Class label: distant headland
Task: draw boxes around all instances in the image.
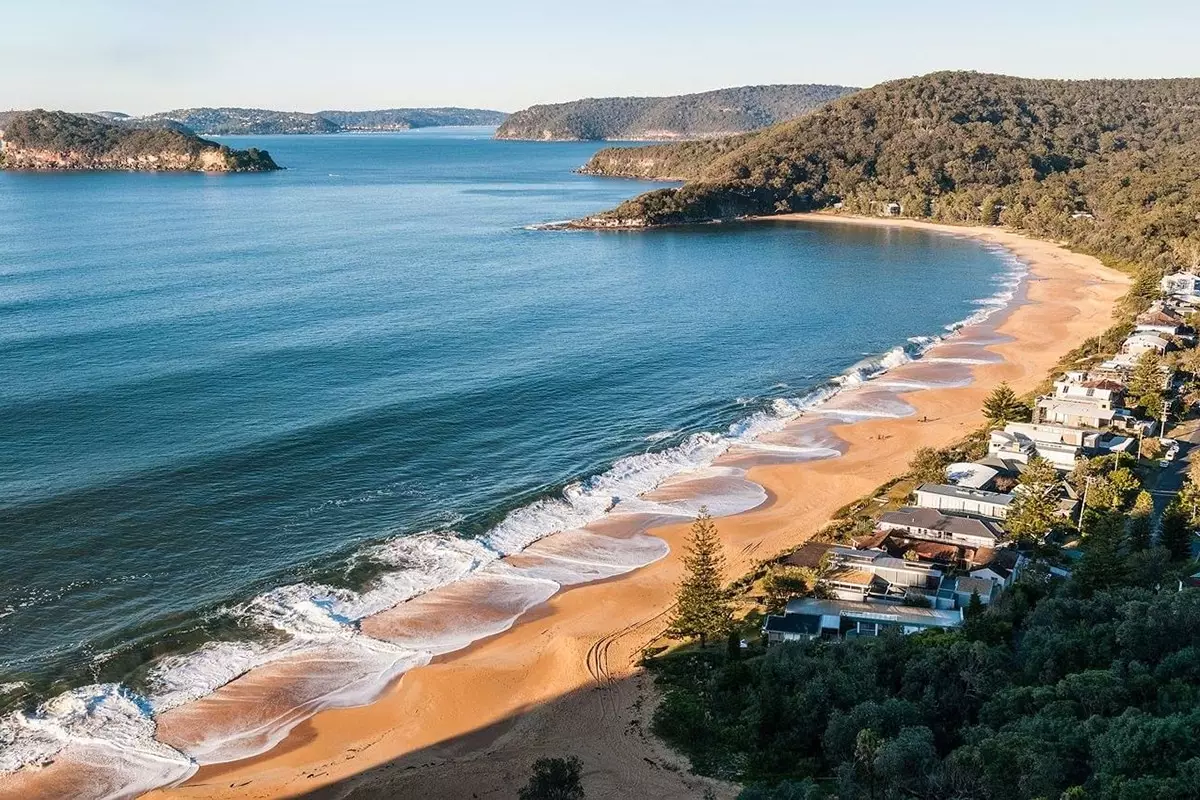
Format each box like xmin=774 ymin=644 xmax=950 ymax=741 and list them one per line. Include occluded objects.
xmin=0 ymin=110 xmax=280 ymax=172
xmin=494 ymin=84 xmax=857 ymax=141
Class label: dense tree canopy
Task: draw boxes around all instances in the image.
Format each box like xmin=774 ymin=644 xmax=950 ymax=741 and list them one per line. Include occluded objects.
xmin=585 ymin=72 xmax=1200 ymax=273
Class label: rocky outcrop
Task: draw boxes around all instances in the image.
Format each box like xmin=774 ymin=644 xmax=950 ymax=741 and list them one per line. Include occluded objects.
xmin=0 ymin=110 xmax=280 ymax=172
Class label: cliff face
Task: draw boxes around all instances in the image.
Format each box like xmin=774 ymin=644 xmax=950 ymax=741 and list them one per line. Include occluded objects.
xmin=0 ymin=110 xmax=280 ymax=172
xmin=496 ymin=84 xmax=856 ymax=141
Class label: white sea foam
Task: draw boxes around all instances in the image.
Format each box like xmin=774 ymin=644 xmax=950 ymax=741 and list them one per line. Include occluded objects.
xmin=0 ymin=246 xmax=1030 ymax=794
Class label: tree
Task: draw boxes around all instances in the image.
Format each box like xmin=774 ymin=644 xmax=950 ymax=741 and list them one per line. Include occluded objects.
xmin=965 ymin=590 xmax=985 ymax=619
xmin=762 ymin=566 xmax=817 ymax=612
xmin=1127 ymin=490 xmax=1154 ymax=550
xmin=1160 ymin=501 xmax=1194 ymax=561
xmin=1128 ymin=351 xmax=1164 ymax=410
xmin=1075 ymin=511 xmax=1127 ymax=593
xmin=1006 ymin=457 xmax=1062 ymax=541
xmin=519 ymin=757 xmax=585 ymax=800
xmin=982 ymin=382 xmax=1027 ymax=427
xmin=667 ymin=508 xmax=733 ymax=646
xmin=908 ymin=446 xmax=949 ymax=484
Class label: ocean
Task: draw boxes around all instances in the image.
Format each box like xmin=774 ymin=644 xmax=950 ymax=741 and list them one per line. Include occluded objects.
xmin=0 ymin=127 xmax=1022 ymax=793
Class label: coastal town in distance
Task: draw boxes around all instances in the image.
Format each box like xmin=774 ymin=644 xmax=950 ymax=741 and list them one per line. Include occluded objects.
xmin=4 ymin=4 xmax=1200 ymax=799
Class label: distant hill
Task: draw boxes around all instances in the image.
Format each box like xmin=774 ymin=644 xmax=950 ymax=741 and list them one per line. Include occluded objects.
xmin=494 ymin=84 xmax=857 ymax=141
xmin=137 ymin=107 xmax=508 ymax=135
xmin=577 ymin=71 xmax=1200 ymax=270
xmin=316 ymin=108 xmax=508 ymax=131
xmin=0 ymin=109 xmax=280 ymax=172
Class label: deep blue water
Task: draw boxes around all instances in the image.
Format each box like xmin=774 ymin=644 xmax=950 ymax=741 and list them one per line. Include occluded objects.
xmin=0 ymin=128 xmax=1008 ymax=702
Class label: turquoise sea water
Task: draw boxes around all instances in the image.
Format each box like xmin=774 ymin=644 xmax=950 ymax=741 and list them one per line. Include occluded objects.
xmin=0 ymin=128 xmax=1017 ymax=786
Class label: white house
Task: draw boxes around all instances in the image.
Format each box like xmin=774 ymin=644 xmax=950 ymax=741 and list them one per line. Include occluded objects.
xmin=1134 ymin=304 xmax=1186 ymax=337
xmin=1161 ymin=272 xmax=1200 ymax=304
xmin=1122 ymin=333 xmax=1170 ymax=356
xmin=970 ymin=548 xmax=1027 ymax=587
xmin=913 ymin=483 xmax=1014 ymax=520
xmin=944 ymin=462 xmax=999 ymax=490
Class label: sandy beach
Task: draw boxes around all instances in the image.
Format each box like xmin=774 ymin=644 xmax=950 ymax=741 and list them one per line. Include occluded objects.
xmin=120 ymin=215 xmax=1130 ymax=800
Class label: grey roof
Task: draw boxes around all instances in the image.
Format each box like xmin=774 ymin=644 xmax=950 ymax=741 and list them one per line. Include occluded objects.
xmin=915 ymin=483 xmax=1016 ymax=506
xmin=763 ymin=613 xmax=822 ymax=636
xmin=784 ymin=597 xmax=963 ymax=629
xmin=879 ymin=507 xmax=1003 ymax=541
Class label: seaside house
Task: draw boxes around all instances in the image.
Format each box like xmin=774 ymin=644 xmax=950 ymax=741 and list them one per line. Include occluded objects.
xmin=1134 ymin=304 xmax=1187 ymax=337
xmin=1160 ymin=272 xmax=1200 ymax=305
xmin=987 ymin=422 xmax=1136 ymax=471
xmin=1122 ymin=333 xmax=1171 ymax=357
xmin=877 ymin=507 xmax=1003 ymax=549
xmin=970 ymin=547 xmax=1028 ymax=587
xmin=912 ymin=482 xmax=1014 ymax=520
xmin=771 ymin=597 xmax=964 ymax=639
xmin=819 ymin=546 xmax=944 ymax=602
xmin=762 ymin=612 xmax=823 ymax=644
xmin=944 ymin=461 xmax=1000 ymax=490
xmin=934 ymin=575 xmax=997 ymax=609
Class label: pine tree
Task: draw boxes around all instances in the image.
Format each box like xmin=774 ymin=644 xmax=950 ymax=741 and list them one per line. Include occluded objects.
xmin=667 ymin=508 xmax=733 ymax=647
xmin=1075 ymin=511 xmax=1127 ymax=593
xmin=1160 ymin=500 xmax=1194 ymax=561
xmin=1127 ymin=490 xmax=1154 ymax=550
xmin=1006 ymin=456 xmax=1061 ymax=541
xmin=982 ymin=382 xmax=1026 ymax=427
xmin=1128 ymin=351 xmax=1164 ymax=410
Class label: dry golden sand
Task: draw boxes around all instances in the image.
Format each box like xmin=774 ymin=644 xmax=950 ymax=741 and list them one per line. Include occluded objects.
xmin=147 ymin=216 xmax=1129 ymax=800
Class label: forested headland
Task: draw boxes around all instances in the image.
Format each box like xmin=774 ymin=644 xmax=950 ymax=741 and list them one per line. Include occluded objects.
xmin=496 ymin=84 xmax=857 ymax=141
xmin=0 ymin=110 xmax=280 ymax=171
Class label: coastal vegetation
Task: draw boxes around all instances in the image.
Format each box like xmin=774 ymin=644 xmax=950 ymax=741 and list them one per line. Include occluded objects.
xmin=520 ymin=756 xmax=586 ymax=800
xmin=0 ymin=110 xmax=280 ymax=171
xmin=581 ymin=72 xmax=1200 ymax=276
xmin=496 ymin=84 xmax=856 ymax=141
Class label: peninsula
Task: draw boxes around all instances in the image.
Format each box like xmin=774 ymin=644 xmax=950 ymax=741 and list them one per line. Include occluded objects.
xmin=0 ymin=110 xmax=280 ymax=172
xmin=576 ymin=72 xmax=1200 ymax=269
xmin=495 ymin=84 xmax=856 ymax=141
xmin=137 ymin=107 xmax=508 ymax=135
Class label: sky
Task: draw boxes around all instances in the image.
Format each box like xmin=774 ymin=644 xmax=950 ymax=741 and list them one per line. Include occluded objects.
xmin=4 ymin=1 xmax=1199 ymax=114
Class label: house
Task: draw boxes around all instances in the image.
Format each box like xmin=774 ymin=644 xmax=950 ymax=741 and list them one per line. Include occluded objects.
xmin=987 ymin=422 xmax=1135 ymax=471
xmin=881 ymin=201 xmax=902 ymax=217
xmin=782 ymin=541 xmax=836 ymax=569
xmin=781 ymin=597 xmax=964 ymax=638
xmin=1122 ymin=333 xmax=1170 ymax=356
xmin=819 ymin=546 xmax=944 ymax=602
xmin=877 ymin=507 xmax=1004 ymax=549
xmin=913 ymin=483 xmax=1015 ymax=520
xmin=935 ymin=575 xmax=997 ymax=609
xmin=970 ymin=547 xmax=1027 ymax=587
xmin=762 ymin=613 xmax=822 ymax=644
xmin=1160 ymin=272 xmax=1200 ymax=304
xmin=1134 ymin=305 xmax=1186 ymax=337
xmin=1034 ymin=397 xmax=1118 ymax=429
xmin=944 ymin=461 xmax=999 ymax=490
xmin=1051 ymin=372 xmax=1125 ymax=405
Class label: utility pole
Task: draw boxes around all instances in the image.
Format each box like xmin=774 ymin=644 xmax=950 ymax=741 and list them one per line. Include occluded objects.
xmin=1078 ymin=476 xmax=1092 ymax=532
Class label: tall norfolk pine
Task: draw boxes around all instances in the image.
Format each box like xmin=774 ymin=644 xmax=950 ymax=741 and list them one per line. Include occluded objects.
xmin=667 ymin=508 xmax=734 ymax=648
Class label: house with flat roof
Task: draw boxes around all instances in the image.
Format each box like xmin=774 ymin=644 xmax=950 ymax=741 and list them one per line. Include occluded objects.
xmin=1161 ymin=271 xmax=1200 ymax=304
xmin=913 ymin=482 xmax=1014 ymax=520
xmin=935 ymin=575 xmax=997 ymax=609
xmin=988 ymin=422 xmax=1135 ymax=471
xmin=944 ymin=462 xmax=999 ymax=490
xmin=878 ymin=507 xmax=1003 ymax=549
xmin=762 ymin=613 xmax=822 ymax=644
xmin=819 ymin=546 xmax=943 ymax=602
xmin=1034 ymin=397 xmax=1118 ymax=429
xmin=782 ymin=597 xmax=964 ymax=638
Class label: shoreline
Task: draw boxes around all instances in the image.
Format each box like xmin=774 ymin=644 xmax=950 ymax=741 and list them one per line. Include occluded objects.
xmin=134 ymin=216 xmax=1129 ymax=800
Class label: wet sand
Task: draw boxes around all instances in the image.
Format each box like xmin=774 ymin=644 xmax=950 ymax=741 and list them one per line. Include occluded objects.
xmin=130 ymin=217 xmax=1128 ymax=799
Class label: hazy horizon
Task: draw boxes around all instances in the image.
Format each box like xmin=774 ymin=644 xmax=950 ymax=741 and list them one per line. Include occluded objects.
xmin=4 ymin=0 xmax=1200 ymax=115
